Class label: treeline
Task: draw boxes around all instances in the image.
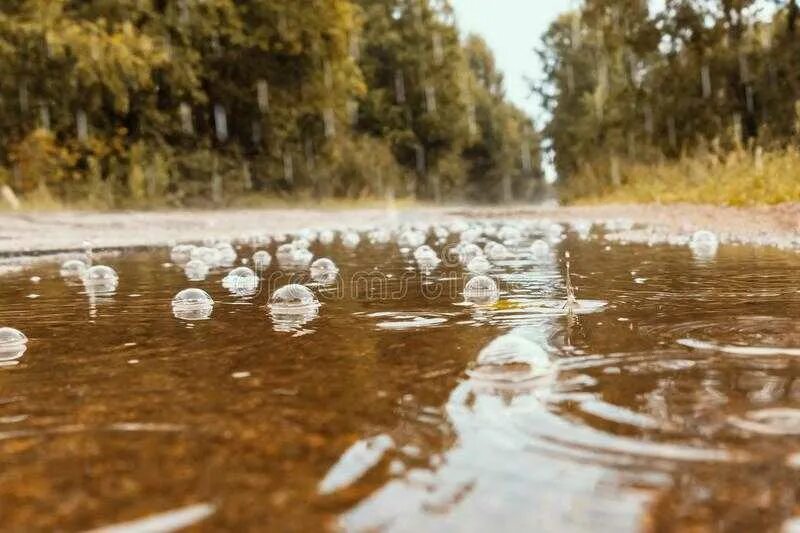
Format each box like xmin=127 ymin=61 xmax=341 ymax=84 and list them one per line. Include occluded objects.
xmin=0 ymin=0 xmax=540 ymax=207
xmin=539 ymin=0 xmax=800 ymax=200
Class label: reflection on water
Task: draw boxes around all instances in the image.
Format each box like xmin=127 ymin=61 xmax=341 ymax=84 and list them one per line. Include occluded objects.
xmin=2 ymin=220 xmax=800 ymax=530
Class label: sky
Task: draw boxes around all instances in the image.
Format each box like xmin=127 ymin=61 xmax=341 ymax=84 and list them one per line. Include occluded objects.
xmin=449 ymin=0 xmax=573 ymax=125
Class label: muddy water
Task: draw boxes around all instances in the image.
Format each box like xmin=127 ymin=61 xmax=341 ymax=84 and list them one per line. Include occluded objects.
xmin=1 ymin=224 xmax=800 ymax=532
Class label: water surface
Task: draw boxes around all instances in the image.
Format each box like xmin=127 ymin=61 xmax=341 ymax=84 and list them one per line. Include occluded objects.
xmin=1 ymin=222 xmax=800 ymax=531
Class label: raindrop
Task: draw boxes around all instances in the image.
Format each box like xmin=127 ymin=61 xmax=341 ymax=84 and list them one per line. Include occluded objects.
xmin=463 ymin=275 xmax=499 ymax=305
xmin=172 ymin=288 xmax=214 ymax=321
xmin=76 ymin=109 xmax=89 ymax=141
xmin=214 ymin=104 xmax=228 ymax=142
xmin=252 ymin=250 xmax=272 ymax=270
xmin=256 ymin=79 xmax=270 ymax=112
xmin=0 ymin=327 xmax=27 ymax=362
xmin=60 ymin=259 xmax=87 ymax=278
xmin=179 ymin=103 xmax=194 ymax=134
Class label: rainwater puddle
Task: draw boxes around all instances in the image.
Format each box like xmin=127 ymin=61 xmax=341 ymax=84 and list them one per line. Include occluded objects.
xmin=1 ymin=218 xmax=800 ymax=531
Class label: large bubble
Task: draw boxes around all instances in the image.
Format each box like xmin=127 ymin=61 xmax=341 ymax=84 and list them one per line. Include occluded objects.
xmin=172 ymin=288 xmax=214 ymax=320
xmin=269 ymin=284 xmax=320 ymax=312
xmin=0 ymin=327 xmax=28 ymax=362
xmin=310 ymin=258 xmax=339 ymax=284
xmin=463 ymin=275 xmax=499 ymax=305
xmin=222 ymin=266 xmax=259 ymax=295
xmin=83 ymin=265 xmax=119 ymax=293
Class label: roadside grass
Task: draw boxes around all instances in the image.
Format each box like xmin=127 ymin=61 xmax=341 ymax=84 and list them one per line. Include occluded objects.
xmin=563 ymin=147 xmax=800 ymax=206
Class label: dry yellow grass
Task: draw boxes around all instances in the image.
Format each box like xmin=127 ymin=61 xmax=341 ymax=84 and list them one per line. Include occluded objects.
xmin=564 ymin=147 xmax=800 ymax=206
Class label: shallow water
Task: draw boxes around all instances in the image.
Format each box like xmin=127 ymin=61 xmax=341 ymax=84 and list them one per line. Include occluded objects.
xmin=2 ymin=222 xmax=800 ymax=531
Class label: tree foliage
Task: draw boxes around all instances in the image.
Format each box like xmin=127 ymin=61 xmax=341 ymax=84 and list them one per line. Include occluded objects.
xmin=539 ymin=0 xmax=800 ymax=196
xmin=0 ymin=0 xmax=540 ymax=206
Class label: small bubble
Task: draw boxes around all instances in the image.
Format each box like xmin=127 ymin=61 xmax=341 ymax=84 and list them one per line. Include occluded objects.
xmin=184 ymin=259 xmax=209 ymax=281
xmin=252 ymin=250 xmax=272 ymax=270
xmin=60 ymin=259 xmax=87 ymax=278
xmin=170 ymin=244 xmax=196 ymax=264
xmin=690 ymin=230 xmax=719 ymax=259
xmin=342 ymin=231 xmax=361 ymax=248
xmin=530 ymin=239 xmax=551 ymax=260
xmin=467 ymin=256 xmax=491 ymax=274
xmin=484 ymin=241 xmax=510 ymax=260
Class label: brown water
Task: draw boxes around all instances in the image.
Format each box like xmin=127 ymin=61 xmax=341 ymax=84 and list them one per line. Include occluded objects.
xmin=2 ymin=224 xmax=800 ymax=532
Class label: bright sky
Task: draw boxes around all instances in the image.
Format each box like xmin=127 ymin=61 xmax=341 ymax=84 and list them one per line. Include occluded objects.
xmin=450 ymin=0 xmax=573 ymax=125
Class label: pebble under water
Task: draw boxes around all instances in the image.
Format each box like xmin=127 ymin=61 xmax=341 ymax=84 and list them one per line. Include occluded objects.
xmin=3 ymin=217 xmax=800 ymax=531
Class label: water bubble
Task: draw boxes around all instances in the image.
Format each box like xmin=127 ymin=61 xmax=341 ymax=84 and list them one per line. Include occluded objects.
xmin=184 ymin=259 xmax=209 ymax=281
xmin=222 ymin=266 xmax=259 ymax=295
xmin=398 ymin=230 xmax=426 ymax=249
xmin=460 ymin=228 xmax=482 ymax=244
xmin=289 ymin=248 xmax=314 ymax=267
xmin=468 ymin=333 xmax=551 ymax=382
xmin=83 ymin=265 xmax=119 ymax=293
xmin=252 ymin=251 xmax=272 ymax=270
xmin=0 ymin=327 xmax=27 ymax=362
xmin=484 ymin=241 xmax=510 ymax=260
xmin=276 ymin=243 xmax=295 ymax=262
xmin=433 ymin=226 xmax=449 ymax=239
xmin=464 ymin=275 xmax=499 ymax=305
xmin=572 ymin=220 xmax=593 ymax=239
xmin=467 ymin=256 xmax=492 ymax=274
xmin=60 ymin=259 xmax=87 ymax=278
xmin=269 ymin=284 xmax=319 ymax=312
xmin=319 ymin=230 xmax=336 ymax=245
xmin=292 ymin=238 xmax=311 ymax=250
xmin=310 ymin=258 xmax=339 ymax=284
xmin=368 ymin=229 xmax=391 ymax=244
xmin=497 ymin=225 xmax=522 ymax=245
xmin=170 ymin=244 xmax=196 ymax=264
xmin=342 ymin=231 xmax=361 ymax=248
xmin=171 ymin=288 xmax=214 ymax=320
xmin=413 ymin=245 xmax=436 ymax=261
xmin=690 ymin=230 xmax=719 ymax=259
xmin=547 ymin=223 xmax=565 ymax=243
xmin=191 ymin=246 xmax=222 ymax=267
xmin=214 ymin=242 xmax=237 ymax=266
xmin=530 ymin=239 xmax=552 ymax=260
xmin=269 ymin=284 xmax=321 ymax=329
xmin=457 ymin=243 xmax=483 ymax=265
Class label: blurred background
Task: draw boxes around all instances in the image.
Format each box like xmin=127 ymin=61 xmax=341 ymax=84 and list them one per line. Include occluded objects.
xmin=0 ymin=1 xmax=797 ymax=209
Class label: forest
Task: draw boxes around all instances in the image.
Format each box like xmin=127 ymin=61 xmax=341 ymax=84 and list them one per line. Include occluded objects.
xmin=539 ymin=0 xmax=800 ymax=204
xmin=0 ymin=0 xmax=540 ymax=208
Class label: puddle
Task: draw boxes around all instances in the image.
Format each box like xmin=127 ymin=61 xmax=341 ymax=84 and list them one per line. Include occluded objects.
xmin=1 ymin=219 xmax=799 ymax=530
